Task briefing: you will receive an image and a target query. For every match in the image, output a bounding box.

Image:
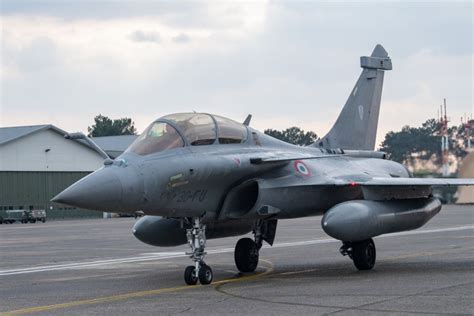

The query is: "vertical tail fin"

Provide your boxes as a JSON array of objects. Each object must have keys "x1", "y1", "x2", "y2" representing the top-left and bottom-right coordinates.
[{"x1": 316, "y1": 44, "x2": 392, "y2": 150}]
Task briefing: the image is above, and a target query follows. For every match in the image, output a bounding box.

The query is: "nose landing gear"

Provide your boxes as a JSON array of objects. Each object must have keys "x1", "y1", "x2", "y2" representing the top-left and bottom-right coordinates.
[
  {"x1": 184, "y1": 217, "x2": 213, "y2": 285},
  {"x1": 183, "y1": 218, "x2": 277, "y2": 284}
]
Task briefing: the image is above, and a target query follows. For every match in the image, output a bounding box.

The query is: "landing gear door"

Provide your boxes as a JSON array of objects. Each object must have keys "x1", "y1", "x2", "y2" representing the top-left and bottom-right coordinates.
[{"x1": 262, "y1": 219, "x2": 278, "y2": 246}]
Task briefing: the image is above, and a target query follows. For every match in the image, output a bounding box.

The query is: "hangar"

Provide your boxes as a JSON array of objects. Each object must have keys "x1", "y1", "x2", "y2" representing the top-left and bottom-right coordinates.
[
  {"x1": 0, "y1": 124, "x2": 136, "y2": 219},
  {"x1": 87, "y1": 135, "x2": 138, "y2": 159}
]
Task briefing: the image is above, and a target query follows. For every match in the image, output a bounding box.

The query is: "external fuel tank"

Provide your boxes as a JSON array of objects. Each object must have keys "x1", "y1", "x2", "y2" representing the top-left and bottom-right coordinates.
[{"x1": 321, "y1": 197, "x2": 441, "y2": 241}]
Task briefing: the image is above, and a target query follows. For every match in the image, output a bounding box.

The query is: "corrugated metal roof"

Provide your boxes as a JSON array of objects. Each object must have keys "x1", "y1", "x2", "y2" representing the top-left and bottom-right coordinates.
[
  {"x1": 0, "y1": 124, "x2": 95, "y2": 152},
  {"x1": 89, "y1": 135, "x2": 137, "y2": 158},
  {"x1": 91, "y1": 135, "x2": 137, "y2": 152},
  {"x1": 0, "y1": 124, "x2": 137, "y2": 158},
  {"x1": 0, "y1": 125, "x2": 52, "y2": 145}
]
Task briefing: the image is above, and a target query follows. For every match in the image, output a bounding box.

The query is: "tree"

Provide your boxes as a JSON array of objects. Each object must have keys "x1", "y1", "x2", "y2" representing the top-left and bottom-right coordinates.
[
  {"x1": 450, "y1": 123, "x2": 471, "y2": 158},
  {"x1": 87, "y1": 115, "x2": 137, "y2": 137},
  {"x1": 380, "y1": 119, "x2": 439, "y2": 164},
  {"x1": 264, "y1": 127, "x2": 319, "y2": 146},
  {"x1": 380, "y1": 118, "x2": 467, "y2": 165}
]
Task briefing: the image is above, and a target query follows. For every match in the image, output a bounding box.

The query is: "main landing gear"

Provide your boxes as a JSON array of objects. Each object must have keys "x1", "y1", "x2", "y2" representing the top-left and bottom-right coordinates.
[
  {"x1": 184, "y1": 217, "x2": 213, "y2": 285},
  {"x1": 234, "y1": 221, "x2": 264, "y2": 273},
  {"x1": 339, "y1": 238, "x2": 376, "y2": 270}
]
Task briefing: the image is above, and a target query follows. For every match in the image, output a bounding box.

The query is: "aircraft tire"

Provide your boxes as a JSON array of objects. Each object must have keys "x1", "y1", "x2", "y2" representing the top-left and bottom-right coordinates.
[
  {"x1": 184, "y1": 266, "x2": 198, "y2": 285},
  {"x1": 198, "y1": 264, "x2": 213, "y2": 285},
  {"x1": 234, "y1": 238, "x2": 259, "y2": 273},
  {"x1": 352, "y1": 238, "x2": 376, "y2": 270}
]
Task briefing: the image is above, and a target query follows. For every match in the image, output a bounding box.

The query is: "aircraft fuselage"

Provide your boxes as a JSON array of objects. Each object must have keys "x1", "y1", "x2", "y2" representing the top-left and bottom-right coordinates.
[{"x1": 54, "y1": 128, "x2": 408, "y2": 222}]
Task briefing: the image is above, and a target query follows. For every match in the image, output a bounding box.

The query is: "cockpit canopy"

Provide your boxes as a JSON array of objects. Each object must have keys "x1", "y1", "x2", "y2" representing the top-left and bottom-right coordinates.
[{"x1": 126, "y1": 113, "x2": 248, "y2": 155}]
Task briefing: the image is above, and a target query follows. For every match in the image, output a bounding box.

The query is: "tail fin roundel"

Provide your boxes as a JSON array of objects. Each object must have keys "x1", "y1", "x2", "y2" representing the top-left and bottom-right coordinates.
[{"x1": 316, "y1": 44, "x2": 392, "y2": 151}]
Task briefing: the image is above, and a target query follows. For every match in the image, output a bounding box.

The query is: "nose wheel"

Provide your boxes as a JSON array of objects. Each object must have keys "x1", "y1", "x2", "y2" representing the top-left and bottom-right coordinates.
[
  {"x1": 184, "y1": 263, "x2": 213, "y2": 285},
  {"x1": 198, "y1": 264, "x2": 213, "y2": 284},
  {"x1": 184, "y1": 265, "x2": 198, "y2": 285},
  {"x1": 184, "y1": 217, "x2": 213, "y2": 285}
]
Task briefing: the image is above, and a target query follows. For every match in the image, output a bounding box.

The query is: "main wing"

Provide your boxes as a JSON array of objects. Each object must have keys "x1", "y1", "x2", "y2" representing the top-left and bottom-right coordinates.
[
  {"x1": 360, "y1": 177, "x2": 474, "y2": 186},
  {"x1": 250, "y1": 150, "x2": 386, "y2": 164},
  {"x1": 256, "y1": 171, "x2": 474, "y2": 201},
  {"x1": 338, "y1": 177, "x2": 474, "y2": 200}
]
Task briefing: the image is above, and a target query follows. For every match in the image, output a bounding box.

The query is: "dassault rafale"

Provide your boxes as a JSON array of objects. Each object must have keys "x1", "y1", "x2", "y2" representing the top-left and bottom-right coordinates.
[{"x1": 53, "y1": 45, "x2": 474, "y2": 285}]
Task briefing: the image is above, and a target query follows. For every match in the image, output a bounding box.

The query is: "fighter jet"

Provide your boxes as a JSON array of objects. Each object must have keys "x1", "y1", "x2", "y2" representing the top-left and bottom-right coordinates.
[{"x1": 53, "y1": 45, "x2": 474, "y2": 286}]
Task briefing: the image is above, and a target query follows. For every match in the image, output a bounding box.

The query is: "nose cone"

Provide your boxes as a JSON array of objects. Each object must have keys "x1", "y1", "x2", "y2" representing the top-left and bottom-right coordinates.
[{"x1": 52, "y1": 168, "x2": 123, "y2": 211}]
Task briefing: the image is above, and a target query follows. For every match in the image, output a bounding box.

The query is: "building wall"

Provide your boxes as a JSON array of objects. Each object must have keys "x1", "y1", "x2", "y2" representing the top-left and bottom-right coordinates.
[
  {"x1": 457, "y1": 151, "x2": 474, "y2": 204},
  {"x1": 0, "y1": 171, "x2": 102, "y2": 219},
  {"x1": 0, "y1": 129, "x2": 103, "y2": 171}
]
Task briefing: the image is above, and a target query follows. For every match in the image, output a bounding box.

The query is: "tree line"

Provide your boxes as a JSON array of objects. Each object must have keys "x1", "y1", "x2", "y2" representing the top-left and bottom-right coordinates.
[{"x1": 87, "y1": 114, "x2": 136, "y2": 137}]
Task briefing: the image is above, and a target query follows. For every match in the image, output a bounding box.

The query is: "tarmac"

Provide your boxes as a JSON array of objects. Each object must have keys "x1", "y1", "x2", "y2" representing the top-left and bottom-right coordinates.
[{"x1": 0, "y1": 204, "x2": 473, "y2": 315}]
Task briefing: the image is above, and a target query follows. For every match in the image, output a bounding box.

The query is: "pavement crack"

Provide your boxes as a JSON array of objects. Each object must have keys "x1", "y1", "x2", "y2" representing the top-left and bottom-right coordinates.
[
  {"x1": 214, "y1": 281, "x2": 344, "y2": 310},
  {"x1": 174, "y1": 307, "x2": 192, "y2": 314},
  {"x1": 214, "y1": 275, "x2": 473, "y2": 316},
  {"x1": 323, "y1": 280, "x2": 474, "y2": 316}
]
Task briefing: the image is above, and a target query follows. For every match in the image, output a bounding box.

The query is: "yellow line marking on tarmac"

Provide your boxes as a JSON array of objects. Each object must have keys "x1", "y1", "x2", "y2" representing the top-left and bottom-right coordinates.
[
  {"x1": 0, "y1": 261, "x2": 274, "y2": 316},
  {"x1": 280, "y1": 268, "x2": 320, "y2": 276},
  {"x1": 2, "y1": 243, "x2": 469, "y2": 315}
]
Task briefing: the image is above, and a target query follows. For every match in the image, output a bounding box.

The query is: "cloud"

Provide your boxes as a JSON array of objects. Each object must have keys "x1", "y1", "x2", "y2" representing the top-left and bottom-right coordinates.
[
  {"x1": 172, "y1": 33, "x2": 191, "y2": 44},
  {"x1": 0, "y1": 1, "x2": 472, "y2": 142},
  {"x1": 129, "y1": 30, "x2": 161, "y2": 43},
  {"x1": 0, "y1": 1, "x2": 203, "y2": 20},
  {"x1": 17, "y1": 37, "x2": 59, "y2": 71}
]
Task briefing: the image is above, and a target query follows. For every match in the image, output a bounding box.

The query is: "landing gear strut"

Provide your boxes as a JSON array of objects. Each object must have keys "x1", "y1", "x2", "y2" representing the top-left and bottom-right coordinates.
[
  {"x1": 234, "y1": 220, "x2": 264, "y2": 273},
  {"x1": 184, "y1": 217, "x2": 213, "y2": 285},
  {"x1": 340, "y1": 238, "x2": 376, "y2": 270}
]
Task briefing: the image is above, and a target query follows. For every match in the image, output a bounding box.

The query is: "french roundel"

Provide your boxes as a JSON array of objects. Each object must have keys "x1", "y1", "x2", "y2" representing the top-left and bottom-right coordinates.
[{"x1": 294, "y1": 160, "x2": 311, "y2": 176}]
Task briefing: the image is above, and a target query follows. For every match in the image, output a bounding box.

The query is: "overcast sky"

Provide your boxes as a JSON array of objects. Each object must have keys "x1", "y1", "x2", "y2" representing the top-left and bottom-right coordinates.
[{"x1": 1, "y1": 1, "x2": 472, "y2": 146}]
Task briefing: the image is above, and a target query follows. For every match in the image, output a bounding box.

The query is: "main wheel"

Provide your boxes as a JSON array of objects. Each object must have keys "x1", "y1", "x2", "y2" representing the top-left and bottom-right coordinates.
[
  {"x1": 198, "y1": 264, "x2": 213, "y2": 285},
  {"x1": 42, "y1": 218, "x2": 46, "y2": 223},
  {"x1": 234, "y1": 238, "x2": 259, "y2": 273},
  {"x1": 352, "y1": 238, "x2": 376, "y2": 270},
  {"x1": 184, "y1": 266, "x2": 198, "y2": 285}
]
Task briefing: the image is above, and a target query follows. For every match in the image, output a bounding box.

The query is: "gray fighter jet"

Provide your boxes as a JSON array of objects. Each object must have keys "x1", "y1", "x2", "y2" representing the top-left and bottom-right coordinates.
[{"x1": 53, "y1": 45, "x2": 474, "y2": 285}]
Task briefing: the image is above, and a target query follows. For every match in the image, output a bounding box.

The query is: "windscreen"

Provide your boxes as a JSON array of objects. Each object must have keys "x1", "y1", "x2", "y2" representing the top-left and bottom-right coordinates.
[
  {"x1": 162, "y1": 113, "x2": 216, "y2": 146},
  {"x1": 214, "y1": 115, "x2": 247, "y2": 144},
  {"x1": 126, "y1": 122, "x2": 184, "y2": 155}
]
